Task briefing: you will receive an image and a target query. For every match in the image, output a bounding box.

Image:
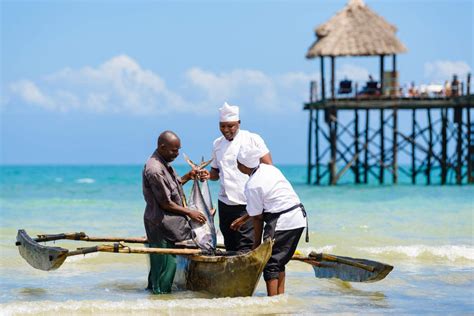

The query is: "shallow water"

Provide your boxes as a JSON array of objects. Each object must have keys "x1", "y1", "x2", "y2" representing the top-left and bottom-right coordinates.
[{"x1": 1, "y1": 165, "x2": 473, "y2": 315}]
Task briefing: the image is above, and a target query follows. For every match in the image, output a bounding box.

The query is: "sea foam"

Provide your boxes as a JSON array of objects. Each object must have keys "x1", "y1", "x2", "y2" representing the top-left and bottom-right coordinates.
[
  {"x1": 2, "y1": 295, "x2": 287, "y2": 315},
  {"x1": 358, "y1": 244, "x2": 474, "y2": 262},
  {"x1": 75, "y1": 178, "x2": 95, "y2": 184}
]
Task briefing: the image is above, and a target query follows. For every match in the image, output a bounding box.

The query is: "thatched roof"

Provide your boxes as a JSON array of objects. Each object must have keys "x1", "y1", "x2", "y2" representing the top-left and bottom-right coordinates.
[{"x1": 306, "y1": 0, "x2": 407, "y2": 58}]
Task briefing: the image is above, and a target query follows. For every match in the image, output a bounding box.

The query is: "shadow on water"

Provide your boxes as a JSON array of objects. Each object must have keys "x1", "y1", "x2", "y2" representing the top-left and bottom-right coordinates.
[{"x1": 17, "y1": 287, "x2": 48, "y2": 298}]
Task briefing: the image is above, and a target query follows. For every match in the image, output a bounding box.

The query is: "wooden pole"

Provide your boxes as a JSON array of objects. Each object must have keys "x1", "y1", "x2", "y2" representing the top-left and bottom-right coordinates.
[
  {"x1": 379, "y1": 109, "x2": 385, "y2": 184},
  {"x1": 331, "y1": 56, "x2": 335, "y2": 100},
  {"x1": 412, "y1": 109, "x2": 416, "y2": 184},
  {"x1": 329, "y1": 109, "x2": 337, "y2": 185},
  {"x1": 456, "y1": 107, "x2": 463, "y2": 184},
  {"x1": 468, "y1": 104, "x2": 473, "y2": 183},
  {"x1": 307, "y1": 81, "x2": 316, "y2": 184},
  {"x1": 364, "y1": 109, "x2": 369, "y2": 184},
  {"x1": 315, "y1": 109, "x2": 321, "y2": 184},
  {"x1": 427, "y1": 108, "x2": 433, "y2": 185},
  {"x1": 441, "y1": 109, "x2": 448, "y2": 185},
  {"x1": 354, "y1": 110, "x2": 360, "y2": 184},
  {"x1": 321, "y1": 57, "x2": 326, "y2": 101},
  {"x1": 392, "y1": 107, "x2": 398, "y2": 184},
  {"x1": 307, "y1": 109, "x2": 313, "y2": 184},
  {"x1": 380, "y1": 55, "x2": 385, "y2": 95}
]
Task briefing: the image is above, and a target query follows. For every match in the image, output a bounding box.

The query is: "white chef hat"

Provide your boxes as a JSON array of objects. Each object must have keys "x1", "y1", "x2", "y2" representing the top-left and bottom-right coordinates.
[
  {"x1": 219, "y1": 102, "x2": 239, "y2": 122},
  {"x1": 237, "y1": 146, "x2": 261, "y2": 169}
]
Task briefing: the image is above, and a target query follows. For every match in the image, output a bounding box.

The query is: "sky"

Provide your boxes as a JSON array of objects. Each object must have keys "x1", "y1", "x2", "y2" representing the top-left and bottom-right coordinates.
[{"x1": 1, "y1": 0, "x2": 472, "y2": 165}]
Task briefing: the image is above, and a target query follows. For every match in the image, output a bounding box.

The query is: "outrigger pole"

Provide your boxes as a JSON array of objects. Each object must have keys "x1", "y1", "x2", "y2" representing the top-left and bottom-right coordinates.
[{"x1": 16, "y1": 229, "x2": 393, "y2": 283}]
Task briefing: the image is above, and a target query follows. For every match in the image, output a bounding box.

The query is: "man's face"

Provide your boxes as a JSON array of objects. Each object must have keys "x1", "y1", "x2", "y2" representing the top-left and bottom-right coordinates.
[
  {"x1": 219, "y1": 121, "x2": 240, "y2": 141},
  {"x1": 159, "y1": 138, "x2": 181, "y2": 163}
]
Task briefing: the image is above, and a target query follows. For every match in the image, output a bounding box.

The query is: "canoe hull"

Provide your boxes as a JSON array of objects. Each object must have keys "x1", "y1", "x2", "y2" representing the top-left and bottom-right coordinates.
[{"x1": 174, "y1": 239, "x2": 273, "y2": 297}]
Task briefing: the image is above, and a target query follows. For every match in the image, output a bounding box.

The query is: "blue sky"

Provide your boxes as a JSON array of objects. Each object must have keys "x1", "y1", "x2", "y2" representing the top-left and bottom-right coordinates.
[{"x1": 1, "y1": 0, "x2": 472, "y2": 165}]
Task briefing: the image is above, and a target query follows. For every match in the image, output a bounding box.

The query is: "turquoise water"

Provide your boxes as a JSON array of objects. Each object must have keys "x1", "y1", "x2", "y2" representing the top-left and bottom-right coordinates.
[{"x1": 1, "y1": 165, "x2": 473, "y2": 315}]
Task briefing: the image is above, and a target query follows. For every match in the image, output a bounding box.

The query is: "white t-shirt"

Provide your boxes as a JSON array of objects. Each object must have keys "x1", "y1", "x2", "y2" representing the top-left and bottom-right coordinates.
[
  {"x1": 211, "y1": 129, "x2": 269, "y2": 205},
  {"x1": 244, "y1": 164, "x2": 307, "y2": 231}
]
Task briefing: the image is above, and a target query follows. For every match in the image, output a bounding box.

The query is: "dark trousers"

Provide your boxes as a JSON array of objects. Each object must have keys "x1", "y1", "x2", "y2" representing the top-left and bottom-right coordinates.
[
  {"x1": 263, "y1": 227, "x2": 304, "y2": 281},
  {"x1": 218, "y1": 200, "x2": 254, "y2": 252}
]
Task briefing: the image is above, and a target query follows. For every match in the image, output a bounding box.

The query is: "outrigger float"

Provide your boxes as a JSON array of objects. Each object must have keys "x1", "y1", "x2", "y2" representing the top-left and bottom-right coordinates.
[{"x1": 16, "y1": 229, "x2": 393, "y2": 297}]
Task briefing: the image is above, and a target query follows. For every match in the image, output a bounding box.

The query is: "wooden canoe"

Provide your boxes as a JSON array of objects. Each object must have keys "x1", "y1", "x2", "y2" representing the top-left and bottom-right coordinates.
[{"x1": 173, "y1": 239, "x2": 273, "y2": 297}]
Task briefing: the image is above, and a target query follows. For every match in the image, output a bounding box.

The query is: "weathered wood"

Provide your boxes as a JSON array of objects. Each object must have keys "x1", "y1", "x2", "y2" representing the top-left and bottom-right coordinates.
[
  {"x1": 175, "y1": 239, "x2": 273, "y2": 297},
  {"x1": 441, "y1": 109, "x2": 448, "y2": 184},
  {"x1": 380, "y1": 109, "x2": 385, "y2": 184},
  {"x1": 315, "y1": 109, "x2": 321, "y2": 184},
  {"x1": 412, "y1": 109, "x2": 416, "y2": 184},
  {"x1": 307, "y1": 109, "x2": 313, "y2": 184},
  {"x1": 304, "y1": 95, "x2": 474, "y2": 110},
  {"x1": 456, "y1": 107, "x2": 463, "y2": 184},
  {"x1": 468, "y1": 103, "x2": 473, "y2": 183},
  {"x1": 354, "y1": 110, "x2": 360, "y2": 183},
  {"x1": 427, "y1": 109, "x2": 433, "y2": 184},
  {"x1": 320, "y1": 56, "x2": 326, "y2": 101},
  {"x1": 380, "y1": 55, "x2": 385, "y2": 93},
  {"x1": 364, "y1": 109, "x2": 369, "y2": 184},
  {"x1": 331, "y1": 56, "x2": 335, "y2": 100},
  {"x1": 392, "y1": 107, "x2": 398, "y2": 184}
]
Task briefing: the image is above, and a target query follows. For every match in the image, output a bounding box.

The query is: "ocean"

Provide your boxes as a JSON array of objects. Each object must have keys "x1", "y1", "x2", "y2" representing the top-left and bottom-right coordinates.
[{"x1": 1, "y1": 165, "x2": 473, "y2": 315}]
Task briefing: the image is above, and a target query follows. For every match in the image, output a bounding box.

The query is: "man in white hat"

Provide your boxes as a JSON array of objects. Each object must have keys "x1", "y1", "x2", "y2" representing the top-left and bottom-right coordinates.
[
  {"x1": 202, "y1": 102, "x2": 272, "y2": 252},
  {"x1": 236, "y1": 146, "x2": 308, "y2": 296}
]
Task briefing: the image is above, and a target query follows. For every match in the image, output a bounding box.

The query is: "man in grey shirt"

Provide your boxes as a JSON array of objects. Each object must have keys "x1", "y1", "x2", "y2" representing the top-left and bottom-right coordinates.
[{"x1": 143, "y1": 130, "x2": 206, "y2": 294}]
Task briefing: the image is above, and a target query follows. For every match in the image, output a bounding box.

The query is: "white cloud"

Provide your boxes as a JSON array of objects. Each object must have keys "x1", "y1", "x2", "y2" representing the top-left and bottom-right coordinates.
[
  {"x1": 5, "y1": 55, "x2": 370, "y2": 116},
  {"x1": 9, "y1": 80, "x2": 55, "y2": 110},
  {"x1": 424, "y1": 60, "x2": 472, "y2": 83}
]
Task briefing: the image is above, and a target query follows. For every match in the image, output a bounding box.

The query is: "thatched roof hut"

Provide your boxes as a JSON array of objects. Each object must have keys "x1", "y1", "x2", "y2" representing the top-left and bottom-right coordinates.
[{"x1": 306, "y1": 0, "x2": 407, "y2": 58}]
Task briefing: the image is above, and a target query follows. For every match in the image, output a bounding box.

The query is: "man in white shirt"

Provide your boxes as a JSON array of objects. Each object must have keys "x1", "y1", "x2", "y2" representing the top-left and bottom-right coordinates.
[
  {"x1": 205, "y1": 102, "x2": 272, "y2": 252},
  {"x1": 236, "y1": 146, "x2": 308, "y2": 296}
]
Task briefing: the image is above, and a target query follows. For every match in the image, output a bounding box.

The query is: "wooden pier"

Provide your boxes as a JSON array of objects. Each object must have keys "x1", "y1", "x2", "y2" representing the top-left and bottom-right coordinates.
[
  {"x1": 304, "y1": 0, "x2": 473, "y2": 185},
  {"x1": 305, "y1": 93, "x2": 473, "y2": 185}
]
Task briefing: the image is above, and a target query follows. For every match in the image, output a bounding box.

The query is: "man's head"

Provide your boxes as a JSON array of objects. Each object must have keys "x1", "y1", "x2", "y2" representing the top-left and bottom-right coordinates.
[
  {"x1": 157, "y1": 131, "x2": 181, "y2": 163},
  {"x1": 219, "y1": 102, "x2": 240, "y2": 141},
  {"x1": 237, "y1": 146, "x2": 261, "y2": 175}
]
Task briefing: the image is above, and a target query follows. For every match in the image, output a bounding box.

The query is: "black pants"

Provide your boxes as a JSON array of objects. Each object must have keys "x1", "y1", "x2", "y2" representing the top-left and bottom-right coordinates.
[
  {"x1": 263, "y1": 227, "x2": 304, "y2": 281},
  {"x1": 218, "y1": 200, "x2": 254, "y2": 252}
]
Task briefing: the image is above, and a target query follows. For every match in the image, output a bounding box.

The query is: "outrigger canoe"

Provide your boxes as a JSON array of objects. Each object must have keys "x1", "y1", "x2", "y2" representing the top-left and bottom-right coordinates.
[
  {"x1": 16, "y1": 229, "x2": 272, "y2": 297},
  {"x1": 16, "y1": 229, "x2": 394, "y2": 297},
  {"x1": 174, "y1": 239, "x2": 272, "y2": 297}
]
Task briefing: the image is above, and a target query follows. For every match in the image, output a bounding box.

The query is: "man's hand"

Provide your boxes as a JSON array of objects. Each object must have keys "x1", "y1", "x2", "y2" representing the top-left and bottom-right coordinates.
[
  {"x1": 187, "y1": 210, "x2": 207, "y2": 224},
  {"x1": 197, "y1": 169, "x2": 210, "y2": 182},
  {"x1": 230, "y1": 214, "x2": 250, "y2": 231}
]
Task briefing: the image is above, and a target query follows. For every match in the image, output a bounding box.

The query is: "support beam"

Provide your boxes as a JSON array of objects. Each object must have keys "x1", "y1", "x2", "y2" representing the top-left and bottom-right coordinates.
[
  {"x1": 379, "y1": 109, "x2": 385, "y2": 184},
  {"x1": 315, "y1": 109, "x2": 321, "y2": 184},
  {"x1": 329, "y1": 108, "x2": 337, "y2": 185},
  {"x1": 456, "y1": 107, "x2": 463, "y2": 184},
  {"x1": 364, "y1": 109, "x2": 369, "y2": 184},
  {"x1": 427, "y1": 109, "x2": 432, "y2": 184},
  {"x1": 331, "y1": 56, "x2": 335, "y2": 100},
  {"x1": 307, "y1": 109, "x2": 313, "y2": 184},
  {"x1": 441, "y1": 109, "x2": 448, "y2": 185},
  {"x1": 354, "y1": 110, "x2": 360, "y2": 184},
  {"x1": 412, "y1": 109, "x2": 416, "y2": 184},
  {"x1": 320, "y1": 57, "x2": 326, "y2": 101},
  {"x1": 392, "y1": 107, "x2": 398, "y2": 184},
  {"x1": 380, "y1": 55, "x2": 385, "y2": 94}
]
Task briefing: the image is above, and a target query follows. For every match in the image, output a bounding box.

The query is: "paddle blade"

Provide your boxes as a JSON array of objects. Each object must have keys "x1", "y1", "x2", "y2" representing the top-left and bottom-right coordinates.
[
  {"x1": 16, "y1": 229, "x2": 68, "y2": 271},
  {"x1": 309, "y1": 253, "x2": 393, "y2": 283}
]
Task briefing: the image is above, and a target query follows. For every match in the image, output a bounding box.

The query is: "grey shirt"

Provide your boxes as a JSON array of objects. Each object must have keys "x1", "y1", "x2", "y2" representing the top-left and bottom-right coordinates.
[{"x1": 143, "y1": 150, "x2": 191, "y2": 243}]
